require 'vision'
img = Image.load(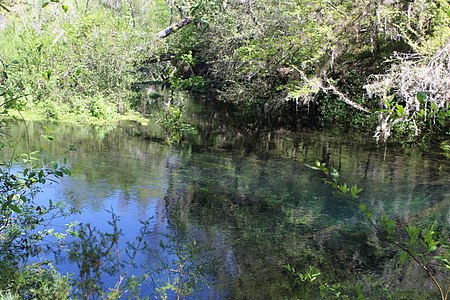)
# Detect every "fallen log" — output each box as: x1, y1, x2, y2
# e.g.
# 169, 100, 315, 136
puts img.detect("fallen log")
156, 17, 193, 39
